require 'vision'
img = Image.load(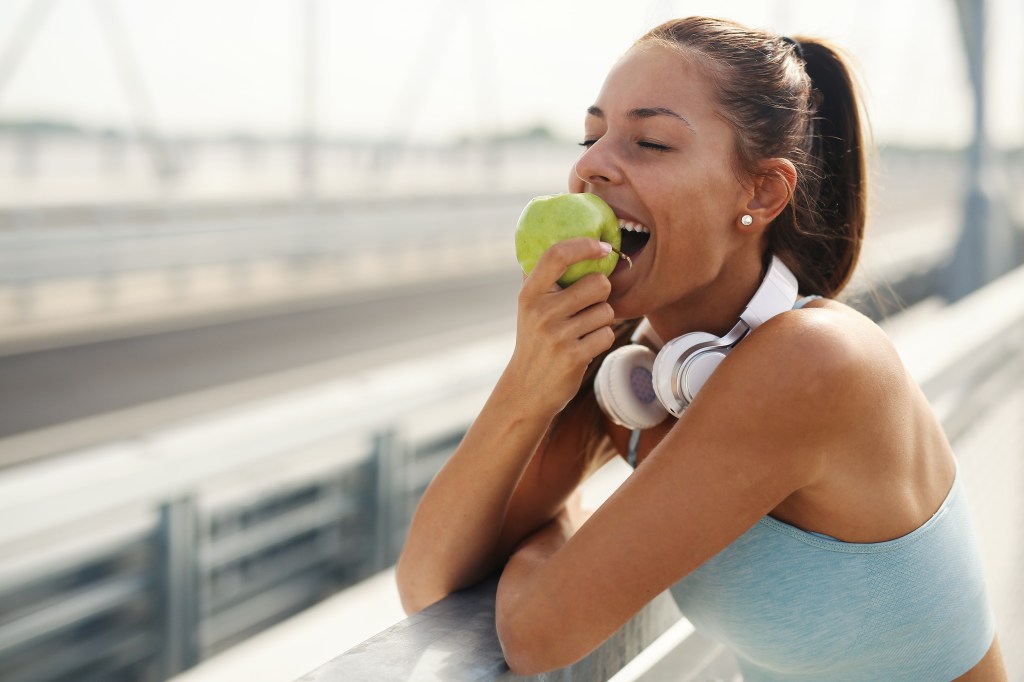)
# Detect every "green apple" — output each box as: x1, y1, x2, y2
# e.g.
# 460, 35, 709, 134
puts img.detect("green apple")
515, 192, 626, 287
